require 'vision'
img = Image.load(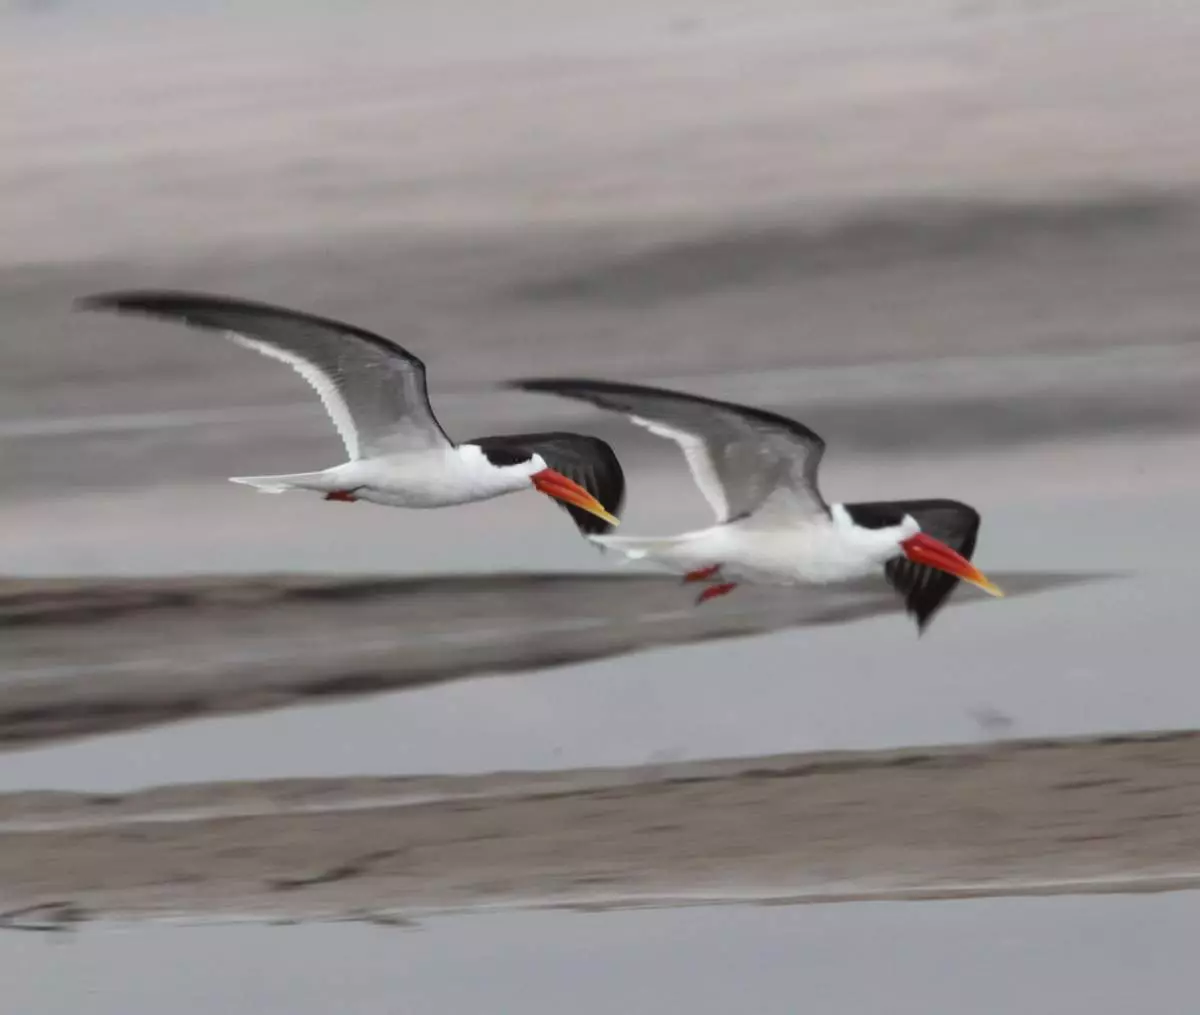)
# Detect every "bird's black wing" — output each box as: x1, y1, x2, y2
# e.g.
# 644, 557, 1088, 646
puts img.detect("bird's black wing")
76, 289, 452, 456
466, 432, 625, 535
845, 498, 982, 633
508, 378, 827, 524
